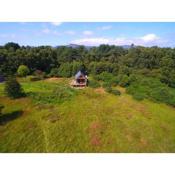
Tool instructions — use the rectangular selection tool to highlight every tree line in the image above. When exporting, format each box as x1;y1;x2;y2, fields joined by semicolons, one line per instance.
1;42;175;88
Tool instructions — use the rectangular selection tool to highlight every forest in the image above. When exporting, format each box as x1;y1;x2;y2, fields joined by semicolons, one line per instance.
1;42;175;106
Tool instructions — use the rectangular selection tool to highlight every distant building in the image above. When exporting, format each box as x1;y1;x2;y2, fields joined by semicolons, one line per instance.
71;70;88;87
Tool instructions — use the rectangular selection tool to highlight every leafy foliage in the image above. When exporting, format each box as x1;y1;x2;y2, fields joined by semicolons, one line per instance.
94;72;119;90
4;77;25;99
1;42;175;106
58;63;73;77
105;86;121;95
118;74;130;87
27;75;41;81
88;79;101;88
30;85;77;104
17;65;30;77
126;76;175;106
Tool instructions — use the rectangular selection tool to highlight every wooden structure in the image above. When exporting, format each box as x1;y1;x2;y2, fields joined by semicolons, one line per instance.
71;71;87;87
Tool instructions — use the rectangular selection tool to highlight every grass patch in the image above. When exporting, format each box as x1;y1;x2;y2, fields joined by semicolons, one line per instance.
0;78;175;152
29;85;78;104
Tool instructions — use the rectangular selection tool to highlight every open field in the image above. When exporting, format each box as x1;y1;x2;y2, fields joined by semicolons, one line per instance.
0;78;175;152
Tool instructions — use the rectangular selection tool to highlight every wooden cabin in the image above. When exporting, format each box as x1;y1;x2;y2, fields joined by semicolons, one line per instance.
71;71;87;87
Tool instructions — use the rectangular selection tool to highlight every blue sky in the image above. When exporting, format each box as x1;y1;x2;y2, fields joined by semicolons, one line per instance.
0;22;175;47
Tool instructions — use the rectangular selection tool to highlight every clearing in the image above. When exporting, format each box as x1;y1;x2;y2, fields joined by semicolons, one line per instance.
0;78;175;152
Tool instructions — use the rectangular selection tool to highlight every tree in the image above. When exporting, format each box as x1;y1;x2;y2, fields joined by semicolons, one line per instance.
4;42;20;51
58;63;73;77
4;77;25;98
17;65;30;77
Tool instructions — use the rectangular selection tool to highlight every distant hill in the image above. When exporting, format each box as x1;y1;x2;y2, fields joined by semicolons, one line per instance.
55;44;135;49
66;44;94;50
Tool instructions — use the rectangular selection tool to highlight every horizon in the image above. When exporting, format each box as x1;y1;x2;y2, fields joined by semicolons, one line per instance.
1;22;175;47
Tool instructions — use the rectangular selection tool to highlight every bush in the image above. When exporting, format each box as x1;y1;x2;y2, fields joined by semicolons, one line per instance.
105;86;121;96
150;87;175;105
34;70;46;79
105;86;112;93
102;82;111;88
58;63;72;77
95;72;114;81
126;76;175;106
4;77;25;99
17;65;30;77
94;72;118;86
133;93;145;101
110;89;121;96
30;85;77;104
49;68;59;77
88;79;101;88
0;104;4;116
118;74;130;87
27;75;41;81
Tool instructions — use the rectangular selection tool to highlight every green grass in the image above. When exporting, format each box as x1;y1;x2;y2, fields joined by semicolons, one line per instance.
1;78;175;152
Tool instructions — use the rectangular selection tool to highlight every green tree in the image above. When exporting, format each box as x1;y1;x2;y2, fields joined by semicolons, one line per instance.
4;42;20;51
4;77;25;98
17;65;30;77
58;63;72;77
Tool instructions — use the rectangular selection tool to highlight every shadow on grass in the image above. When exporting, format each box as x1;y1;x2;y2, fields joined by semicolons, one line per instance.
0;110;23;125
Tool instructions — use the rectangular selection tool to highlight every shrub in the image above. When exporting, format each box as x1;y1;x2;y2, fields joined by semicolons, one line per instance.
102;82;111;88
30;85;77;104
118;74;130;87
49;68;59;77
150;87;175;105
34;70;46;79
53;86;76;100
110;89;121;96
133;93;145;101
105;86;112;93
17;65;30;77
88;79;101;88
27;75;41;82
4;77;25;99
105;86;121;96
0;104;4;116
94;71;118;86
126;76;175;106
58;63;72;77
128;74;138;84
95;72;114;81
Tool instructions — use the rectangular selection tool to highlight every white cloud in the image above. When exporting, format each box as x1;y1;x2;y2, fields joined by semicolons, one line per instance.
65;30;76;35
72;37;134;46
99;25;112;30
51;22;62;26
82;30;93;36
140;34;159;42
72;37;110;46
71;33;165;46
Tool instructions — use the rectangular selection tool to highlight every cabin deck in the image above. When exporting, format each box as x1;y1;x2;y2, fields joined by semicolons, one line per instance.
70;80;87;87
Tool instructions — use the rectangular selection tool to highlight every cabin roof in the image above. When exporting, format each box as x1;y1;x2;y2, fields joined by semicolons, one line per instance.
75;70;85;79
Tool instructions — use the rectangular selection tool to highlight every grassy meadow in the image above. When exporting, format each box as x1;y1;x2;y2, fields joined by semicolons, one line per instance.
0;78;175;152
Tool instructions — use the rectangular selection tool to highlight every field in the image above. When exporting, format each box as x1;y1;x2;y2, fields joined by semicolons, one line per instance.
0;78;175;152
